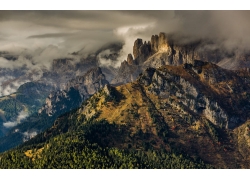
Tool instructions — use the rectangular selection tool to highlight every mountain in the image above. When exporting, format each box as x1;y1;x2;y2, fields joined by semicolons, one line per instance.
0;43;121;97
1;60;250;168
0;67;108;152
38;67;109;117
0;45;118;150
0;82;53;137
112;32;250;85
2;32;250;169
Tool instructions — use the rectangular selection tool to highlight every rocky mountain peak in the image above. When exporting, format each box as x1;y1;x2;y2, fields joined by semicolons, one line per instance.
158;32;169;51
113;32;234;85
133;39;143;59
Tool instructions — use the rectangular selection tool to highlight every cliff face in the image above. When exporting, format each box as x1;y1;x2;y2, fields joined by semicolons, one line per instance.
138;33;202;67
138;60;250;129
65;67;109;97
38;87;82;117
39;67;109;117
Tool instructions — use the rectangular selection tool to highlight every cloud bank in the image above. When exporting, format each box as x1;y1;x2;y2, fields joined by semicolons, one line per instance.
0;11;250;73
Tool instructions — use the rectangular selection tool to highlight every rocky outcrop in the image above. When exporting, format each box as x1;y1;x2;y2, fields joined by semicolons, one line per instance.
132;39;151;65
144;36;200;68
138;61;250;129
127;54;134;65
137;41;151;64
133;39;143;59
112;32;250;86
112;32;203;85
158;32;169;51
151;35;159;53
38;87;82;117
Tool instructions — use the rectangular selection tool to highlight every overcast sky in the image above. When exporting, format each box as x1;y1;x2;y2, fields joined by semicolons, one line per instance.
1;10;250;67
0;11;171;53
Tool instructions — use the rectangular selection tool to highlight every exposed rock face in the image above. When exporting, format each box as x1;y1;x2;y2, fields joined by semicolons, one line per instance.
138;61;250;129
158;32;168;51
112;32;250;86
151;35;159;53
111;61;141;86
112;32;203;85
127;54;134;65
39;67;109;117
144;37;200;68
65;67;109;97
133;39;143;59
38;87;82;117
136;41;151;65
132;39;151;65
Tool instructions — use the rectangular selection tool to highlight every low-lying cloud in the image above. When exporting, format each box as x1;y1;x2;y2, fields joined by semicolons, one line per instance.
3;110;29;128
22;130;38;142
3;121;18;128
0;77;30;96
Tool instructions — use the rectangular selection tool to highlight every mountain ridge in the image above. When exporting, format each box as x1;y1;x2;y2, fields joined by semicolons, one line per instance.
1;60;250;168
